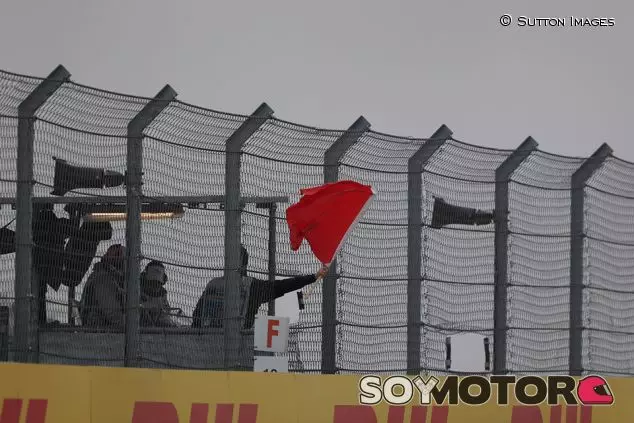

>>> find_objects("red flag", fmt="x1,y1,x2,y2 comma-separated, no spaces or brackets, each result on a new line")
286,180,375,265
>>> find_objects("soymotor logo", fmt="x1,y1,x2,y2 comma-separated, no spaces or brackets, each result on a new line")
359,375,614,406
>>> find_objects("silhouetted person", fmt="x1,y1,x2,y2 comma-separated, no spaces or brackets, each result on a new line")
0,226,15,255
31,205,112,326
140,260,177,327
192,245,328,329
32,206,75,325
79,244,126,329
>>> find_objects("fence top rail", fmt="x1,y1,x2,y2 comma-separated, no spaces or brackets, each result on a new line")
0,195,290,205
608,154,634,167
1,67,629,163
0,68,46,83
38,327,254,336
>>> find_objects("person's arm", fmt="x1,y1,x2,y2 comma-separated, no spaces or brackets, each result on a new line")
155,311,177,327
157,297,178,327
250,266,330,305
249,275,312,305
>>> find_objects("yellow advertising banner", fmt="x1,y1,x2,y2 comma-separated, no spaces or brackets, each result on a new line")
0,363,633,423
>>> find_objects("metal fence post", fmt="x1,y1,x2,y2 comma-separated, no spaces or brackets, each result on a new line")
267,203,277,316
125,85,177,367
0,306,9,361
224,103,274,370
15,65,70,363
569,143,612,375
493,137,537,375
406,124,451,376
256,201,278,316
322,116,370,374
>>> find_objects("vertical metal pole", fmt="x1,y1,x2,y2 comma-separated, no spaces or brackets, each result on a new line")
15,65,70,363
224,103,273,370
569,143,612,375
67,284,75,326
0,306,9,361
67,209,81,326
406,124,451,376
484,337,491,371
322,116,370,374
125,85,177,367
493,137,537,375
268,203,277,316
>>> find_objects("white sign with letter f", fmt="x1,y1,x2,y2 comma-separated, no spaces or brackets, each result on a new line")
254,316,290,353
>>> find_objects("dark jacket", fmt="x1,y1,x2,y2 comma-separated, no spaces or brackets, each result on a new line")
79,261,126,329
191,274,316,329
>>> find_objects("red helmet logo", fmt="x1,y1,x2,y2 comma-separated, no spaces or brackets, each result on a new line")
577,375,614,405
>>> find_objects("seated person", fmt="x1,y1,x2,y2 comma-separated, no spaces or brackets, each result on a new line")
79,244,126,329
140,260,177,327
192,245,329,329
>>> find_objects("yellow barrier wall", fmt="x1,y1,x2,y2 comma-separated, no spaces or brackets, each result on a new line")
0,363,632,423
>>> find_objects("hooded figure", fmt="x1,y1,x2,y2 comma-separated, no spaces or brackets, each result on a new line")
191,245,328,329
140,260,177,327
79,244,127,329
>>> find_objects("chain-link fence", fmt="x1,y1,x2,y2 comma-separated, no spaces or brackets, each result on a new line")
1,65,633,376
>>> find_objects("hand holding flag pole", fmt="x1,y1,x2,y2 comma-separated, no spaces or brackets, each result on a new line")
286,180,375,310
297,264,330,309
316,265,330,280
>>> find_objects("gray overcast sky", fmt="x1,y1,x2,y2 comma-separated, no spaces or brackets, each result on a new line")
1,0,632,372
1,0,632,160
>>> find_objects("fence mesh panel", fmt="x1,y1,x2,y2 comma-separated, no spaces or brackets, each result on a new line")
584,156,634,375
421,140,511,374
138,102,249,368
241,119,344,372
31,82,148,365
0,71,47,359
1,68,633,375
336,131,427,374
1,115,19,316
507,151,585,374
